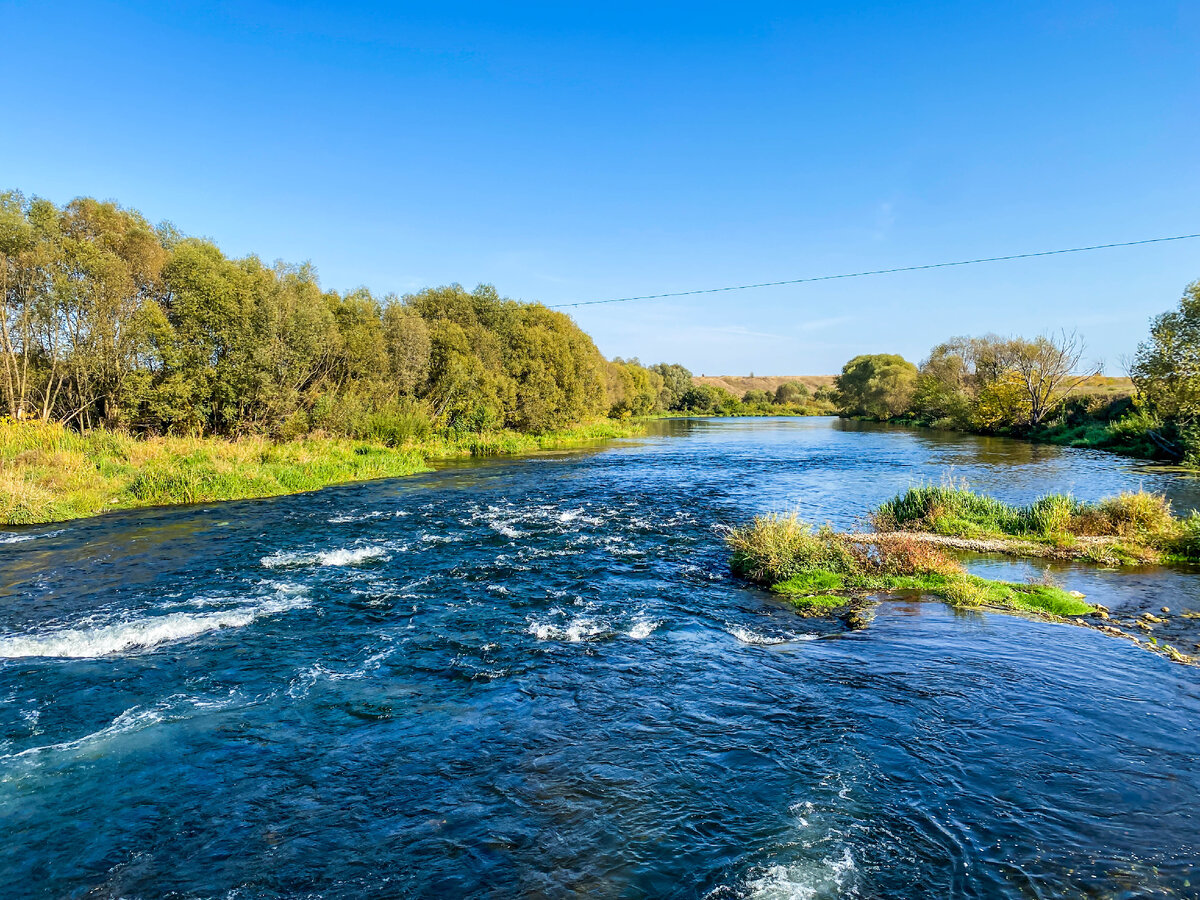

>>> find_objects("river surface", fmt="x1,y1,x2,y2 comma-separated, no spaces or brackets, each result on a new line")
1,417,1198,899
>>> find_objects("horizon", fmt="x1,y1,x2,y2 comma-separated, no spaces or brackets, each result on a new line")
2,1,1197,374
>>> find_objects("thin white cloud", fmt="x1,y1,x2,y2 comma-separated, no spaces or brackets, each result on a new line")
797,315,855,332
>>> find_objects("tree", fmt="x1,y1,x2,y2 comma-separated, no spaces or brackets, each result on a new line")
0,191,40,419
678,383,734,413
773,381,809,405
1006,330,1096,426
382,301,431,395
649,362,693,410
914,333,1097,429
605,358,663,418
835,354,918,419
1132,280,1200,423
54,198,168,427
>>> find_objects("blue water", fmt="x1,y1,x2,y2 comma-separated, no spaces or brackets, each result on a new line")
1,418,1198,898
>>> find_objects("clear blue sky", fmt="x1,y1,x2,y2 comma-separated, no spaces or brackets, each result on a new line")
2,1,1197,374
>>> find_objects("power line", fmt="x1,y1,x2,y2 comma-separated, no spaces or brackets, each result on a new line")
548,232,1200,309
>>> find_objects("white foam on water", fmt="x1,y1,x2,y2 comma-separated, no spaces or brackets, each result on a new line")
284,646,396,699
2,691,241,765
726,625,819,646
317,546,389,566
0,585,309,659
743,849,858,900
489,521,525,539
527,617,610,643
628,618,661,639
0,529,62,545
261,546,389,568
327,510,386,524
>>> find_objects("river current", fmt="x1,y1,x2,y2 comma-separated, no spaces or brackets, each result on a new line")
1,417,1197,898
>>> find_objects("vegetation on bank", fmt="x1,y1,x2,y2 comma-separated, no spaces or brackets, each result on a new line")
0,418,641,525
830,278,1200,465
873,483,1200,565
726,513,1094,618
0,188,831,436
0,188,837,524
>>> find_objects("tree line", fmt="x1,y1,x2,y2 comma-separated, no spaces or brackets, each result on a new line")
833,278,1200,462
0,191,825,441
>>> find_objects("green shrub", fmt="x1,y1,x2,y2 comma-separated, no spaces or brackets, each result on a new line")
726,514,862,585
1078,489,1175,539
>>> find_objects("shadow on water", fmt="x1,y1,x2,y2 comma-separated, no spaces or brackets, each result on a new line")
0,416,1198,898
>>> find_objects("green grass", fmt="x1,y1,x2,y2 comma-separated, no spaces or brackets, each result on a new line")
0,418,643,525
872,482,1193,562
770,571,1092,617
726,512,1095,619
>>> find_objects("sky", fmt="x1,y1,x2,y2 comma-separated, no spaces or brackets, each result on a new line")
1,1,1197,375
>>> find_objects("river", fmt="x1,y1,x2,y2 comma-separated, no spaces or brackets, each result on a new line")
1,417,1197,898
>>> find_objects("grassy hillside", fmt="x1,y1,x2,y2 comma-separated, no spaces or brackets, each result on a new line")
693,375,836,396
1068,375,1135,399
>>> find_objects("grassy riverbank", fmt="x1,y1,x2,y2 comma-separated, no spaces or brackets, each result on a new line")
726,514,1094,618
0,419,642,526
890,406,1181,464
873,483,1200,564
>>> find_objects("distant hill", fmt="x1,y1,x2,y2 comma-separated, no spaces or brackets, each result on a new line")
1069,375,1135,399
693,375,836,396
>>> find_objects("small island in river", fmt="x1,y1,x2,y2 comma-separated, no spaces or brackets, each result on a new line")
728,483,1200,665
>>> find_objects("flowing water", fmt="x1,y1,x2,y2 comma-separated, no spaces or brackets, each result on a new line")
2,417,1198,899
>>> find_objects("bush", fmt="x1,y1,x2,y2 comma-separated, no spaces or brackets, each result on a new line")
869,533,962,576
726,514,862,584
359,401,434,446
1074,490,1175,539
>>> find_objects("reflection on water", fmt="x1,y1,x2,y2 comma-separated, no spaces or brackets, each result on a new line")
0,417,1197,898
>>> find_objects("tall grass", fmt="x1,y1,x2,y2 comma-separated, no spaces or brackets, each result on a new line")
727,514,861,584
874,482,1179,544
0,418,643,525
873,483,1024,536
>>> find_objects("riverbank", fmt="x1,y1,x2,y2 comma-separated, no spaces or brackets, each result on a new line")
0,419,643,526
